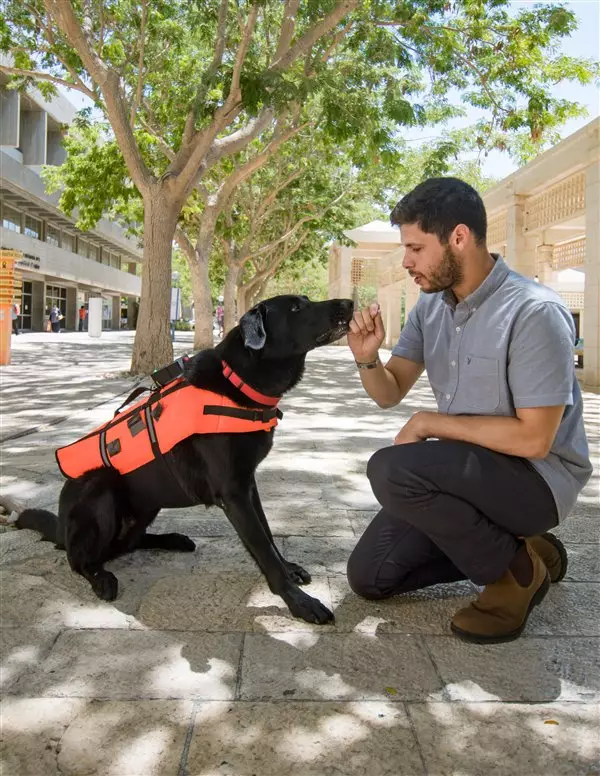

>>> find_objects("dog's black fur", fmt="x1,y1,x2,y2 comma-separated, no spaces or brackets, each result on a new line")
17,295,353,623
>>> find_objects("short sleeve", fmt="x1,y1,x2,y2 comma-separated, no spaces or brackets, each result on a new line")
391,302,424,363
508,302,575,408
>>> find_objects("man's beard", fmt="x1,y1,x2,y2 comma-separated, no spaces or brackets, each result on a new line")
421,245,463,293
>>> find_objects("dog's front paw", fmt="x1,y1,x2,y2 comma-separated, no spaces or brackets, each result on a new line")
285,561,311,585
286,590,334,624
92,571,118,601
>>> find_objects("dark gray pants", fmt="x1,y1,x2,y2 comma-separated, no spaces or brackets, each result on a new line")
347,440,558,599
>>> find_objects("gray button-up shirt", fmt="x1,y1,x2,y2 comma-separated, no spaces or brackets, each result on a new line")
392,254,592,521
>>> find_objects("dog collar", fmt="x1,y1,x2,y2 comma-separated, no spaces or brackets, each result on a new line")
221,361,281,407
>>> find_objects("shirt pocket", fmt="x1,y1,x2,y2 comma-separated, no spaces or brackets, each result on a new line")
462,355,500,412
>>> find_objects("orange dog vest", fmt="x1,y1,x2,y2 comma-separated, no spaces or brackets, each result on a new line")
56,376,282,480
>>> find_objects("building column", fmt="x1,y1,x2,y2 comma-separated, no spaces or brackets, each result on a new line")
339,246,354,300
583,160,600,389
536,244,559,287
505,195,538,277
112,296,121,330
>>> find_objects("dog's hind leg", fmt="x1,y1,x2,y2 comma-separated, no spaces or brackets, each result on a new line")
222,488,333,624
138,533,196,552
63,486,121,601
250,478,311,585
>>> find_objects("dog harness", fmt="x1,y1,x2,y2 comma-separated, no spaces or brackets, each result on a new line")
55,362,283,481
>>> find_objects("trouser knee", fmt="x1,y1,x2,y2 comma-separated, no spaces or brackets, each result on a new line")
346,546,388,600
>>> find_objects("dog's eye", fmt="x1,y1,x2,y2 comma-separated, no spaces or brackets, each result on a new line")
290,304,301,312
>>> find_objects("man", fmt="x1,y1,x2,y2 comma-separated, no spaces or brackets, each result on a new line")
10,301,19,335
346,177,592,644
78,305,87,332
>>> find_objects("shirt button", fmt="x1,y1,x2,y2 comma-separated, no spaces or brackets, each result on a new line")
451,360,456,367
456,326,461,332
445,394,451,400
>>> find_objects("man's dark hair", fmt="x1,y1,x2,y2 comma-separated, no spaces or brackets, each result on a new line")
390,177,487,245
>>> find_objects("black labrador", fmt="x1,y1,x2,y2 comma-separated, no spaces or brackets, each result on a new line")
17,295,354,624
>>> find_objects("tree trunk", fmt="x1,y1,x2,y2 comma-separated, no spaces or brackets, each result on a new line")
130,193,178,374
190,245,213,350
224,263,242,332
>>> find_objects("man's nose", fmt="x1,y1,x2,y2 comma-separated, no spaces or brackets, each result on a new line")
402,254,414,269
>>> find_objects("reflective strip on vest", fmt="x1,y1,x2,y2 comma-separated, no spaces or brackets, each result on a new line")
55,380,280,480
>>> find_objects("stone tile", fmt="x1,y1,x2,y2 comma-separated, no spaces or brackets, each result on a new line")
267,509,355,537
0,697,87,776
240,633,442,701
0,571,131,629
158,516,236,538
0,528,61,568
564,544,600,582
409,702,600,776
57,700,193,776
137,573,334,633
190,536,267,573
329,577,476,635
426,636,600,702
0,627,61,692
570,501,600,520
526,583,600,636
555,517,600,544
186,700,424,776
13,629,242,700
283,536,358,575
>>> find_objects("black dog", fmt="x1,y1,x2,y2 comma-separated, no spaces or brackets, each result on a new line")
17,295,353,624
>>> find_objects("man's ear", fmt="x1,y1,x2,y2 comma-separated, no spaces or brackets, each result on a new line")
239,305,266,350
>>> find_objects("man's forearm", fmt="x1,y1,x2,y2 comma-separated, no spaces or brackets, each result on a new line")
419,412,548,459
358,358,402,408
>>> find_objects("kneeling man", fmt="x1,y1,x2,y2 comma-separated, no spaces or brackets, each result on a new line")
347,177,592,644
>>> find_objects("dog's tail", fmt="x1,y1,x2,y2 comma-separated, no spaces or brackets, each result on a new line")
16,508,60,545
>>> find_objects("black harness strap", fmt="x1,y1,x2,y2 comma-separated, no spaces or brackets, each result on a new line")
203,405,283,423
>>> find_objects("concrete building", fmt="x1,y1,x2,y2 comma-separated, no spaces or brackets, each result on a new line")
328,117,600,390
0,77,141,332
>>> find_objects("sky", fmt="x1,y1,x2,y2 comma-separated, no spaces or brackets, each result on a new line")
61,0,599,180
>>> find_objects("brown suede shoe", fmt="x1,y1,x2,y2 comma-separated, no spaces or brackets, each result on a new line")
526,533,568,583
451,543,550,644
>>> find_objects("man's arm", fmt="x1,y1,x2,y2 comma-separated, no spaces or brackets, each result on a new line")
347,302,424,408
402,406,565,458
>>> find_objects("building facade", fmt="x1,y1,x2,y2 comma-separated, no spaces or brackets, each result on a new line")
0,77,141,332
328,118,600,390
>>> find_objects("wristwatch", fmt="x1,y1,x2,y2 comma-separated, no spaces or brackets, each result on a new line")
355,357,380,370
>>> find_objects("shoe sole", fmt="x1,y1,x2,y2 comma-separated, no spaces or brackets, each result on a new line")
450,572,551,645
539,532,568,583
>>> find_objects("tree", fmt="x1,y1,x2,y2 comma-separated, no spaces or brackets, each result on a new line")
3,0,596,370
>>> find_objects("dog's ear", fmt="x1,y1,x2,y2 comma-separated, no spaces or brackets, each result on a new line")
240,306,266,350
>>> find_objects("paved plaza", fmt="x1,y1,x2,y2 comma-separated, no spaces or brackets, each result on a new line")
1,331,598,775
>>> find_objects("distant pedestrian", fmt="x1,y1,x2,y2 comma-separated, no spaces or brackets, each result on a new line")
10,302,19,335
78,305,87,332
49,305,62,333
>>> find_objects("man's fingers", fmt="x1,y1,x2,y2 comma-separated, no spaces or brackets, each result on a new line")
373,312,385,341
360,308,375,332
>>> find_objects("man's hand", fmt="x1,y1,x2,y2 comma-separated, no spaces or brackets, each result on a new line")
394,412,432,445
347,303,385,363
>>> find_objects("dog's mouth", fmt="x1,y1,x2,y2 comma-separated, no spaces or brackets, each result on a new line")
316,319,351,346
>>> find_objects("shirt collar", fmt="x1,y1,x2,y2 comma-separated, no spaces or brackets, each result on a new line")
442,253,510,311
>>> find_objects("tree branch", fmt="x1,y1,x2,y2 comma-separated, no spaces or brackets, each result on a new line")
44,0,152,193
130,0,148,128
0,64,96,100
270,0,358,72
274,0,300,62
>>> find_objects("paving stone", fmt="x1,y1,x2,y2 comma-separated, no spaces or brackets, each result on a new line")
408,702,600,776
329,577,476,635
240,632,442,701
0,697,87,776
186,700,424,776
283,536,359,575
138,572,334,633
13,629,242,700
426,636,600,702
0,627,61,692
564,544,600,581
555,517,600,543
526,583,600,636
0,528,60,567
190,536,269,573
58,700,193,775
0,571,131,629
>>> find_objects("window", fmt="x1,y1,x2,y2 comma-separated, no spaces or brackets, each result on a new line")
111,255,121,270
45,284,67,319
23,215,41,239
46,224,61,247
62,232,75,253
2,205,21,232
78,238,99,261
